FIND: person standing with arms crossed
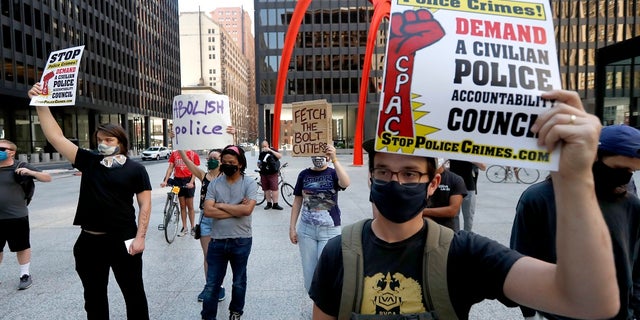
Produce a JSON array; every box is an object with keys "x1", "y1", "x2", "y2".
[
  {"x1": 0, "y1": 139, "x2": 51, "y2": 290},
  {"x1": 258, "y1": 140, "x2": 283, "y2": 210},
  {"x1": 289, "y1": 145, "x2": 350, "y2": 293},
  {"x1": 29, "y1": 83, "x2": 152, "y2": 319},
  {"x1": 202, "y1": 145, "x2": 258, "y2": 320},
  {"x1": 161, "y1": 149, "x2": 200, "y2": 236}
]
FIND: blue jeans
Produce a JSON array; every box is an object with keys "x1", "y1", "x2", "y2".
[
  {"x1": 297, "y1": 221, "x2": 341, "y2": 292},
  {"x1": 201, "y1": 237, "x2": 252, "y2": 320},
  {"x1": 460, "y1": 192, "x2": 476, "y2": 231}
]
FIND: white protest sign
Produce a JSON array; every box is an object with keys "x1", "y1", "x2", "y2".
[
  {"x1": 30, "y1": 45, "x2": 85, "y2": 107},
  {"x1": 375, "y1": 0, "x2": 561, "y2": 170},
  {"x1": 172, "y1": 94, "x2": 234, "y2": 150}
]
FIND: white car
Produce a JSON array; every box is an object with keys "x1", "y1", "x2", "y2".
[{"x1": 141, "y1": 146, "x2": 171, "y2": 161}]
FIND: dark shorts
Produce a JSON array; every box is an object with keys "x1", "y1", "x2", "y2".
[
  {"x1": 0, "y1": 216, "x2": 31, "y2": 252},
  {"x1": 174, "y1": 176, "x2": 196, "y2": 198},
  {"x1": 260, "y1": 173, "x2": 279, "y2": 191}
]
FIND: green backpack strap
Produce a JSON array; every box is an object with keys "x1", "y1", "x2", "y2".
[
  {"x1": 423, "y1": 218, "x2": 457, "y2": 320},
  {"x1": 339, "y1": 219, "x2": 369, "y2": 320}
]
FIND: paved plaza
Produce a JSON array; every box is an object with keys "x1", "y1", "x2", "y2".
[{"x1": 0, "y1": 150, "x2": 566, "y2": 319}]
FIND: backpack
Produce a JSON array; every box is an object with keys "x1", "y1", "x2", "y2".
[
  {"x1": 14, "y1": 161, "x2": 36, "y2": 206},
  {"x1": 339, "y1": 218, "x2": 457, "y2": 320},
  {"x1": 261, "y1": 152, "x2": 280, "y2": 174}
]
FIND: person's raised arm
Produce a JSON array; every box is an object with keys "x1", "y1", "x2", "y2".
[
  {"x1": 178, "y1": 150, "x2": 205, "y2": 182},
  {"x1": 503, "y1": 90, "x2": 618, "y2": 319},
  {"x1": 326, "y1": 145, "x2": 350, "y2": 189},
  {"x1": 28, "y1": 83, "x2": 78, "y2": 164}
]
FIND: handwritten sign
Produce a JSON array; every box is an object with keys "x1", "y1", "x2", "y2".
[
  {"x1": 172, "y1": 94, "x2": 234, "y2": 150},
  {"x1": 30, "y1": 45, "x2": 85, "y2": 107},
  {"x1": 292, "y1": 100, "x2": 333, "y2": 157},
  {"x1": 375, "y1": 0, "x2": 561, "y2": 170}
]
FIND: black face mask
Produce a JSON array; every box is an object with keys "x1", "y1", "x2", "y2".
[
  {"x1": 369, "y1": 180, "x2": 429, "y2": 223},
  {"x1": 593, "y1": 160, "x2": 633, "y2": 196},
  {"x1": 220, "y1": 164, "x2": 239, "y2": 176}
]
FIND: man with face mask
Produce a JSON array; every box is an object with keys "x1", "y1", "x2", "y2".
[
  {"x1": 289, "y1": 144, "x2": 350, "y2": 293},
  {"x1": 310, "y1": 90, "x2": 620, "y2": 319},
  {"x1": 510, "y1": 124, "x2": 640, "y2": 320},
  {"x1": 201, "y1": 145, "x2": 258, "y2": 320},
  {"x1": 0, "y1": 139, "x2": 51, "y2": 290}
]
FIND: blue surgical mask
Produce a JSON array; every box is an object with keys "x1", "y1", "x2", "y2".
[
  {"x1": 97, "y1": 143, "x2": 119, "y2": 156},
  {"x1": 0, "y1": 151, "x2": 8, "y2": 161}
]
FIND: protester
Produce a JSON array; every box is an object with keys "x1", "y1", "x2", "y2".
[
  {"x1": 289, "y1": 144, "x2": 350, "y2": 292},
  {"x1": 0, "y1": 139, "x2": 51, "y2": 290},
  {"x1": 422, "y1": 158, "x2": 466, "y2": 231},
  {"x1": 161, "y1": 149, "x2": 200, "y2": 236},
  {"x1": 201, "y1": 145, "x2": 258, "y2": 320},
  {"x1": 29, "y1": 83, "x2": 152, "y2": 319},
  {"x1": 510, "y1": 124, "x2": 640, "y2": 320},
  {"x1": 448, "y1": 159, "x2": 486, "y2": 231},
  {"x1": 177, "y1": 148, "x2": 226, "y2": 303},
  {"x1": 309, "y1": 90, "x2": 619, "y2": 319},
  {"x1": 258, "y1": 140, "x2": 283, "y2": 210}
]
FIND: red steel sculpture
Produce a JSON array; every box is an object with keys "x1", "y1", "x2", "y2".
[{"x1": 272, "y1": 0, "x2": 391, "y2": 165}]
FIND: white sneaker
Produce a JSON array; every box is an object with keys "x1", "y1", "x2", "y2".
[{"x1": 177, "y1": 228, "x2": 188, "y2": 237}]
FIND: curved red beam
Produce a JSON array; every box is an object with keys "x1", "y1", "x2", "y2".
[
  {"x1": 272, "y1": 0, "x2": 312, "y2": 147},
  {"x1": 353, "y1": 0, "x2": 390, "y2": 165}
]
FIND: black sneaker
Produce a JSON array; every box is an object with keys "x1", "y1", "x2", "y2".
[
  {"x1": 272, "y1": 204, "x2": 284, "y2": 210},
  {"x1": 218, "y1": 285, "x2": 226, "y2": 302},
  {"x1": 264, "y1": 203, "x2": 272, "y2": 210},
  {"x1": 18, "y1": 274, "x2": 32, "y2": 290}
]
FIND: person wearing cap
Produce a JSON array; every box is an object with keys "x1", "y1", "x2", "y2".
[
  {"x1": 510, "y1": 124, "x2": 640, "y2": 320},
  {"x1": 289, "y1": 144, "x2": 350, "y2": 293},
  {"x1": 201, "y1": 145, "x2": 257, "y2": 320},
  {"x1": 309, "y1": 90, "x2": 619, "y2": 319},
  {"x1": 422, "y1": 158, "x2": 467, "y2": 231}
]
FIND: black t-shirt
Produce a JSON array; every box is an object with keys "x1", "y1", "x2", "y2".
[
  {"x1": 427, "y1": 170, "x2": 467, "y2": 230},
  {"x1": 309, "y1": 220, "x2": 523, "y2": 319},
  {"x1": 448, "y1": 160, "x2": 476, "y2": 192},
  {"x1": 72, "y1": 148, "x2": 152, "y2": 240},
  {"x1": 0, "y1": 162, "x2": 39, "y2": 219},
  {"x1": 511, "y1": 178, "x2": 640, "y2": 320}
]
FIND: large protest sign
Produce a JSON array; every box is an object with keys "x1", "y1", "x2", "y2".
[
  {"x1": 292, "y1": 100, "x2": 333, "y2": 156},
  {"x1": 375, "y1": 0, "x2": 561, "y2": 170},
  {"x1": 30, "y1": 45, "x2": 85, "y2": 107},
  {"x1": 172, "y1": 94, "x2": 234, "y2": 150}
]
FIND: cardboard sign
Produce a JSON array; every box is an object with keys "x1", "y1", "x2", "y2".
[
  {"x1": 292, "y1": 100, "x2": 333, "y2": 156},
  {"x1": 171, "y1": 94, "x2": 234, "y2": 150},
  {"x1": 30, "y1": 45, "x2": 85, "y2": 107},
  {"x1": 375, "y1": 0, "x2": 561, "y2": 170}
]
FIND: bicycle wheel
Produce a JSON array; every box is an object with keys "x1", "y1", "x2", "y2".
[
  {"x1": 486, "y1": 165, "x2": 507, "y2": 183},
  {"x1": 164, "y1": 203, "x2": 180, "y2": 244},
  {"x1": 256, "y1": 182, "x2": 266, "y2": 205},
  {"x1": 516, "y1": 168, "x2": 540, "y2": 184},
  {"x1": 280, "y1": 182, "x2": 295, "y2": 207}
]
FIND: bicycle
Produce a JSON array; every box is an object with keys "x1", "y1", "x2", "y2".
[
  {"x1": 485, "y1": 165, "x2": 540, "y2": 184},
  {"x1": 255, "y1": 162, "x2": 295, "y2": 207},
  {"x1": 157, "y1": 179, "x2": 182, "y2": 244}
]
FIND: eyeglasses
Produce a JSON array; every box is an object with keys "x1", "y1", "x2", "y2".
[
  {"x1": 370, "y1": 168, "x2": 429, "y2": 186},
  {"x1": 0, "y1": 147, "x2": 14, "y2": 152}
]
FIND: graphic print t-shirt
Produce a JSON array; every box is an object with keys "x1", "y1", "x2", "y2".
[
  {"x1": 293, "y1": 167, "x2": 342, "y2": 227},
  {"x1": 169, "y1": 150, "x2": 199, "y2": 178}
]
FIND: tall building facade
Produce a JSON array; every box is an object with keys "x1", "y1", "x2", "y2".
[
  {"x1": 254, "y1": 0, "x2": 386, "y2": 148},
  {"x1": 211, "y1": 7, "x2": 257, "y2": 143},
  {"x1": 180, "y1": 11, "x2": 250, "y2": 143},
  {"x1": 0, "y1": 0, "x2": 181, "y2": 155},
  {"x1": 551, "y1": 1, "x2": 640, "y2": 126}
]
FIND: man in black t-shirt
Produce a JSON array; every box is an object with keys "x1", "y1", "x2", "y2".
[
  {"x1": 310, "y1": 90, "x2": 620, "y2": 319},
  {"x1": 511, "y1": 124, "x2": 640, "y2": 320},
  {"x1": 423, "y1": 158, "x2": 467, "y2": 231}
]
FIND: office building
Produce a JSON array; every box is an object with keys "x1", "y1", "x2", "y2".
[
  {"x1": 0, "y1": 0, "x2": 181, "y2": 156},
  {"x1": 180, "y1": 11, "x2": 250, "y2": 144},
  {"x1": 211, "y1": 7, "x2": 257, "y2": 143}
]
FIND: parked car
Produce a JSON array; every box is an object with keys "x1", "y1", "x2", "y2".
[{"x1": 141, "y1": 146, "x2": 171, "y2": 161}]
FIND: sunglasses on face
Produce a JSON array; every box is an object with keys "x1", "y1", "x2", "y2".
[{"x1": 0, "y1": 147, "x2": 14, "y2": 152}]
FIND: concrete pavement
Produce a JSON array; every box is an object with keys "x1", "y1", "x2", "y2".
[{"x1": 0, "y1": 151, "x2": 550, "y2": 319}]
